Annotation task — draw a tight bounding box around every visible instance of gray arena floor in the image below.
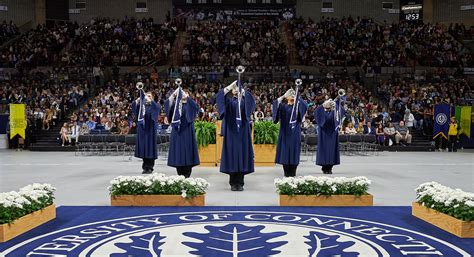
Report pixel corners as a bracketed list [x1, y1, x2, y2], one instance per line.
[0, 150, 472, 206]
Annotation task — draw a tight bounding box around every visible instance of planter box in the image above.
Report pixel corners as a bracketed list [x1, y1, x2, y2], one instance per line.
[216, 121, 223, 165]
[111, 195, 205, 206]
[0, 204, 56, 242]
[198, 144, 217, 167]
[254, 144, 276, 167]
[280, 194, 373, 206]
[412, 202, 474, 238]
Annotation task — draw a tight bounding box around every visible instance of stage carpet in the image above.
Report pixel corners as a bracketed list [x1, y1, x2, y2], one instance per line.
[1, 206, 473, 256]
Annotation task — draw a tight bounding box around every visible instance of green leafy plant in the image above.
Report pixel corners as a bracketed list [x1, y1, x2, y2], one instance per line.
[194, 121, 216, 147]
[254, 121, 279, 144]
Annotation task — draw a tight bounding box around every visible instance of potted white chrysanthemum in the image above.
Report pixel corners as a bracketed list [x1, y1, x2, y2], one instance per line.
[109, 174, 210, 206]
[0, 184, 56, 242]
[412, 182, 474, 238]
[275, 176, 373, 206]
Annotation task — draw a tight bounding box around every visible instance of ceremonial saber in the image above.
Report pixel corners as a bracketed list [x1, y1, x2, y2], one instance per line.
[136, 82, 146, 127]
[289, 79, 302, 130]
[236, 65, 245, 131]
[334, 89, 346, 131]
[171, 78, 183, 129]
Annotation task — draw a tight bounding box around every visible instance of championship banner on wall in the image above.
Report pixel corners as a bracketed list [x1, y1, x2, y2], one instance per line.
[9, 104, 27, 139]
[455, 106, 472, 137]
[433, 104, 450, 139]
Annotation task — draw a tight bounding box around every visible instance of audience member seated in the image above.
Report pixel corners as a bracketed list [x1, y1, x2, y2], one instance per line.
[69, 121, 80, 145]
[384, 122, 396, 146]
[375, 123, 385, 145]
[344, 122, 357, 135]
[60, 122, 69, 147]
[363, 122, 375, 135]
[395, 121, 412, 146]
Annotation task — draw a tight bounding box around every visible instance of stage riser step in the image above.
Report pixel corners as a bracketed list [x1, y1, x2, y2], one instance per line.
[29, 146, 76, 152]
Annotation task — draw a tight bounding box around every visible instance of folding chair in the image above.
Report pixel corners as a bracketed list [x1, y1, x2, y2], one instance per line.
[348, 134, 363, 155]
[305, 135, 318, 161]
[124, 135, 136, 161]
[338, 134, 349, 155]
[363, 134, 378, 155]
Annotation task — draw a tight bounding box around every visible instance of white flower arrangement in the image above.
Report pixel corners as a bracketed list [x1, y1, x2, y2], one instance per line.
[274, 176, 371, 196]
[415, 182, 474, 221]
[109, 173, 210, 198]
[0, 183, 56, 224]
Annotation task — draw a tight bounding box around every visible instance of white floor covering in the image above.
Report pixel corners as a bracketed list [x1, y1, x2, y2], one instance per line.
[0, 150, 472, 206]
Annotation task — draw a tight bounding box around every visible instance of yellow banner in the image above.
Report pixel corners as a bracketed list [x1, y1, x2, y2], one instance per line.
[459, 106, 472, 137]
[9, 104, 27, 139]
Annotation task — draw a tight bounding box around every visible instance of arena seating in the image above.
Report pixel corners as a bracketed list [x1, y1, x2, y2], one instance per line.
[1, 16, 472, 153]
[289, 17, 473, 68]
[182, 20, 287, 71]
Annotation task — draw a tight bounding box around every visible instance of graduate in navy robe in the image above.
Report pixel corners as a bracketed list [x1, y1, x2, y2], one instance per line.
[217, 80, 256, 191]
[164, 88, 200, 178]
[315, 99, 344, 174]
[132, 90, 160, 174]
[273, 89, 308, 177]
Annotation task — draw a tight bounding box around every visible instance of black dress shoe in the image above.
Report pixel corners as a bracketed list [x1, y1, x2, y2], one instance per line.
[327, 170, 333, 174]
[142, 169, 153, 174]
[237, 185, 244, 191]
[231, 185, 238, 191]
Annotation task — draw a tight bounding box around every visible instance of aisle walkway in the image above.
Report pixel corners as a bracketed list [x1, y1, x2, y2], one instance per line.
[0, 150, 473, 206]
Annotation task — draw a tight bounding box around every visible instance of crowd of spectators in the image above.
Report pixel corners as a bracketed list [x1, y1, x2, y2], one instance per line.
[448, 23, 474, 40]
[0, 17, 177, 70]
[1, 70, 90, 148]
[1, 15, 472, 149]
[183, 20, 287, 71]
[290, 17, 472, 68]
[59, 72, 473, 148]
[377, 76, 472, 135]
[0, 21, 19, 45]
[64, 18, 177, 66]
[2, 66, 470, 148]
[0, 22, 77, 69]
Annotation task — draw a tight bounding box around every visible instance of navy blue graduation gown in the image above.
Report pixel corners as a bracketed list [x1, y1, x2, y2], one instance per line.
[217, 89, 256, 174]
[315, 106, 340, 166]
[132, 100, 160, 159]
[273, 98, 308, 165]
[164, 98, 200, 168]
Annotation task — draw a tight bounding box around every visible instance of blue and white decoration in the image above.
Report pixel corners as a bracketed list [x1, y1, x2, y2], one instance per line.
[1, 207, 473, 256]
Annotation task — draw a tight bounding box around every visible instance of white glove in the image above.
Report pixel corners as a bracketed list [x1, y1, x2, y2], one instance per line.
[323, 99, 335, 109]
[284, 89, 293, 98]
[224, 80, 237, 94]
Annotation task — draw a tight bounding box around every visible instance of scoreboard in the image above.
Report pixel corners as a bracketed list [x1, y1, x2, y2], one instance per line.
[400, 0, 423, 21]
